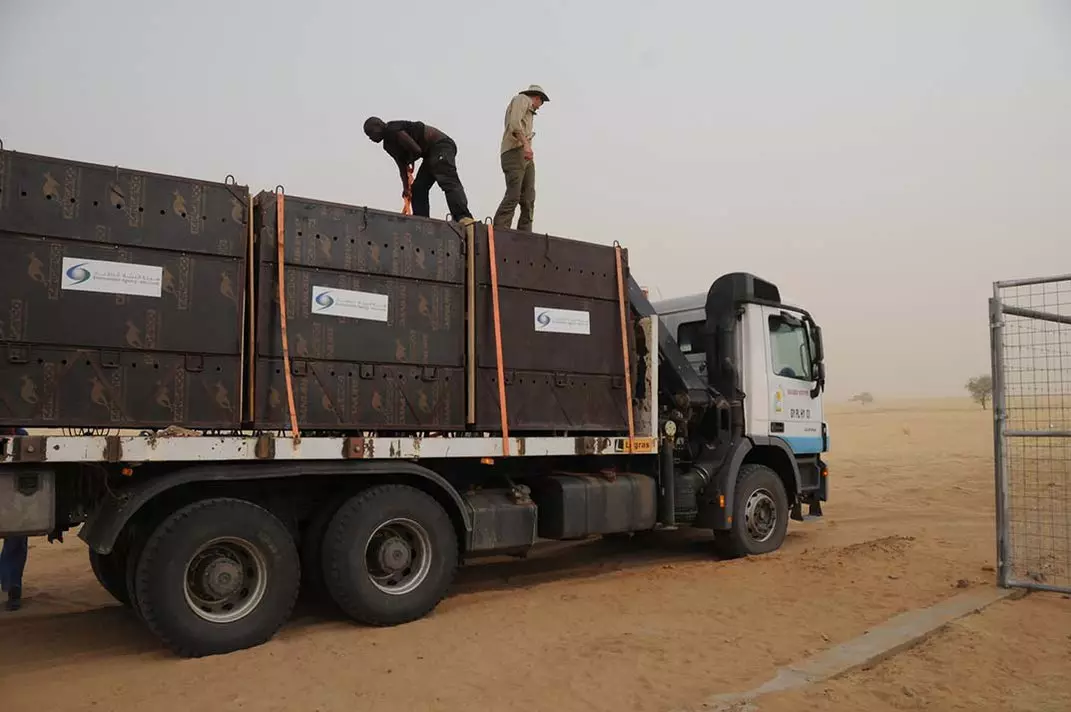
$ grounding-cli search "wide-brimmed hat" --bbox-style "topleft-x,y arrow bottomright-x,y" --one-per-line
520,84 -> 549,102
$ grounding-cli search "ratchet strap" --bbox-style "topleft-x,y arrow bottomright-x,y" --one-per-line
614,243 -> 635,450
487,223 -> 510,456
275,187 -> 299,440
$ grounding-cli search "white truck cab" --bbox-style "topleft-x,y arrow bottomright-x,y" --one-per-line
654,273 -> 829,472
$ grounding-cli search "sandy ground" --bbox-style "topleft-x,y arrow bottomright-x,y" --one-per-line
1,398 -> 1068,711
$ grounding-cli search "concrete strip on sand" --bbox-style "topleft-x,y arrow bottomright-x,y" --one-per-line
689,586 -> 1016,712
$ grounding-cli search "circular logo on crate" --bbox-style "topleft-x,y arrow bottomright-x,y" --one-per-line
536,311 -> 552,327
65,263 -> 92,285
314,291 -> 335,310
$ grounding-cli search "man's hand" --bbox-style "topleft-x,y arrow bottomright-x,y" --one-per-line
402,185 -> 412,199
523,146 -> 534,161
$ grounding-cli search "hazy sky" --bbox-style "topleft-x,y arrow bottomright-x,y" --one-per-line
2,1 -> 1069,400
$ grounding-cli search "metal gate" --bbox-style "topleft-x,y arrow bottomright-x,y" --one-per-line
990,274 -> 1071,593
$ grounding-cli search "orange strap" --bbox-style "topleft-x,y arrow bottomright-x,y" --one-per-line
614,243 -> 635,449
401,165 -> 414,215
487,224 -> 510,456
275,187 -> 299,441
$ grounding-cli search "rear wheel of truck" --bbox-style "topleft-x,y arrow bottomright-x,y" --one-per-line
89,548 -> 130,606
322,484 -> 458,627
714,464 -> 789,558
133,498 -> 301,657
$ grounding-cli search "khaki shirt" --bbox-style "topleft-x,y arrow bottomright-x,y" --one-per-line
500,94 -> 536,154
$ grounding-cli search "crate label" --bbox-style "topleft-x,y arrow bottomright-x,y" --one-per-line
311,285 -> 389,322
534,307 -> 590,335
60,257 -> 163,298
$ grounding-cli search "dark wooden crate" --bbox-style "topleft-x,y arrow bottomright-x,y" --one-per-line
0,149 -> 249,258
0,346 -> 241,429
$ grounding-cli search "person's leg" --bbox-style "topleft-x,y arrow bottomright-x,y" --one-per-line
409,161 -> 435,217
428,140 -> 472,220
492,148 -> 526,229
1,536 -> 28,610
516,159 -> 536,232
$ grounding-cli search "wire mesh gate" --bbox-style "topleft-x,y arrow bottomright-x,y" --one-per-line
990,274 -> 1071,594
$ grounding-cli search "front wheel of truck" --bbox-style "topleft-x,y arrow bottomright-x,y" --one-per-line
133,498 -> 301,657
322,484 -> 458,627
714,464 -> 789,558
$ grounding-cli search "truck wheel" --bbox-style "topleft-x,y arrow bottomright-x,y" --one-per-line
134,498 -> 300,657
714,464 -> 789,558
89,549 -> 130,606
322,485 -> 458,627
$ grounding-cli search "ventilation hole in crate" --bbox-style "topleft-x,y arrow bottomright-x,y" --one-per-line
202,216 -> 207,222
215,366 -> 222,372
153,363 -> 159,369
220,217 -> 227,222
21,191 -> 27,197
131,362 -> 137,368
160,209 -> 166,215
275,368 -> 281,374
36,358 -> 44,365
61,359 -> 68,366
181,212 -> 187,218
446,252 -> 451,258
69,197 -> 76,204
329,370 -> 336,376
46,194 -> 53,201
297,231 -> 303,237
383,243 -> 389,249
316,233 -> 321,239
367,240 -> 373,246
138,207 -> 144,213
115,203 -> 122,210
431,250 -> 436,255
85,360 -> 91,366
332,235 -> 338,242
400,245 -> 405,250
93,201 -> 99,207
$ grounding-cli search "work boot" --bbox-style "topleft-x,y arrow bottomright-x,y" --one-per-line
5,586 -> 22,611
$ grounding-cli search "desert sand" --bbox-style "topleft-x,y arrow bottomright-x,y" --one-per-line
0,398 -> 1068,711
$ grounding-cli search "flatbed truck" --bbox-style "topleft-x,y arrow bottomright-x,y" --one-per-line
0,269 -> 828,657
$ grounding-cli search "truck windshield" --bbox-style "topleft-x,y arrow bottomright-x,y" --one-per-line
769,314 -> 813,382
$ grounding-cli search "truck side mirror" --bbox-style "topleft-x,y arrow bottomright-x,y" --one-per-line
810,324 -> 824,362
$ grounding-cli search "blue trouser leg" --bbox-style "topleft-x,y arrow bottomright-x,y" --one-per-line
0,536 -> 28,593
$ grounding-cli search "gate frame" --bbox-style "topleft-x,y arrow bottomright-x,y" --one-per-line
990,273 -> 1071,594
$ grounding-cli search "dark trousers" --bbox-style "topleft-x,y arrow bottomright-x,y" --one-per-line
0,536 -> 27,594
411,139 -> 472,220
493,147 -> 536,231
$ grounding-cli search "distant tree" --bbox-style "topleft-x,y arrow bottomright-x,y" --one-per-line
850,392 -> 874,405
966,375 -> 993,410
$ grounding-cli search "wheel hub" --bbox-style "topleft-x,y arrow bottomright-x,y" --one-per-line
199,554 -> 244,598
377,536 -> 413,573
365,518 -> 433,596
183,537 -> 268,624
744,489 -> 777,543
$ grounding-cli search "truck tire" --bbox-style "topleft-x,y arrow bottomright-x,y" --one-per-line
134,498 -> 301,657
89,549 -> 130,606
322,484 -> 458,627
300,494 -> 349,601
714,464 -> 789,559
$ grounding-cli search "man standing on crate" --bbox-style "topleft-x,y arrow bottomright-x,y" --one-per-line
493,85 -> 549,232
363,117 -> 475,225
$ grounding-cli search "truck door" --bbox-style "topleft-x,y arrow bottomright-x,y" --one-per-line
762,307 -> 824,455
